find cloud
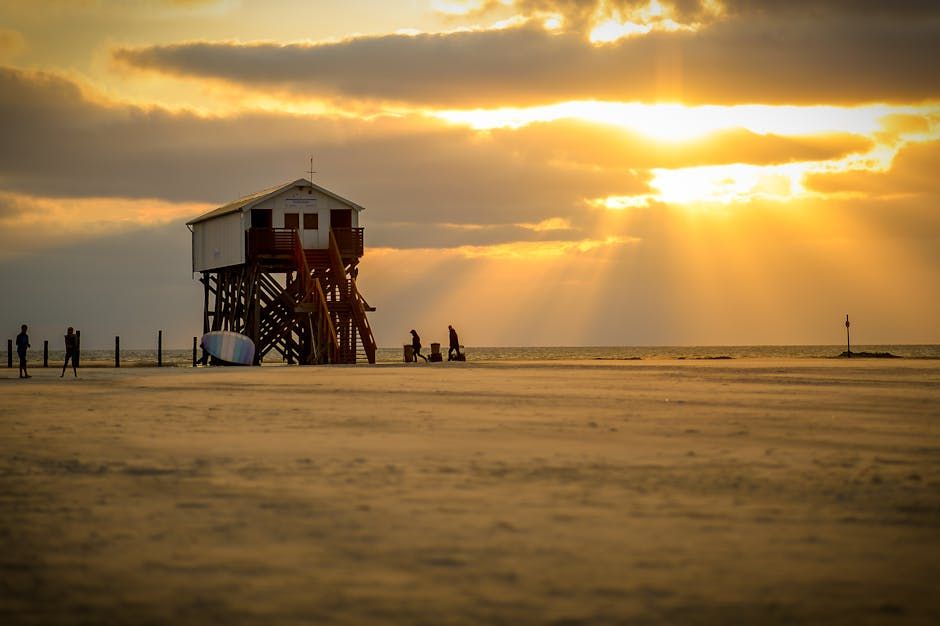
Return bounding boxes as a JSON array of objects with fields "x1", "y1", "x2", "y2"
[
  {"x1": 112, "y1": 12, "x2": 940, "y2": 106},
  {"x1": 1, "y1": 66, "x2": 920, "y2": 258},
  {"x1": 0, "y1": 66, "x2": 651, "y2": 238},
  {"x1": 506, "y1": 0, "x2": 940, "y2": 24},
  {"x1": 0, "y1": 189, "x2": 210, "y2": 259},
  {"x1": 804, "y1": 140, "x2": 940, "y2": 196},
  {"x1": 691, "y1": 1, "x2": 940, "y2": 19},
  {"x1": 486, "y1": 120, "x2": 873, "y2": 169}
]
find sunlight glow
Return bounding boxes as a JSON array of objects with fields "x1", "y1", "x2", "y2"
[
  {"x1": 517, "y1": 217, "x2": 573, "y2": 232},
  {"x1": 543, "y1": 14, "x2": 564, "y2": 31},
  {"x1": 649, "y1": 164, "x2": 803, "y2": 206},
  {"x1": 590, "y1": 159, "x2": 872, "y2": 210},
  {"x1": 368, "y1": 236, "x2": 636, "y2": 262},
  {"x1": 430, "y1": 0, "x2": 488, "y2": 16},
  {"x1": 588, "y1": 0, "x2": 705, "y2": 43},
  {"x1": 431, "y1": 101, "x2": 926, "y2": 141},
  {"x1": 433, "y1": 99, "x2": 939, "y2": 210}
]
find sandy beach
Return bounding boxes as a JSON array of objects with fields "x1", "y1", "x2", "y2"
[{"x1": 2, "y1": 359, "x2": 939, "y2": 625}]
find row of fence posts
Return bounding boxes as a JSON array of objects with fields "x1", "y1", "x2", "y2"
[{"x1": 7, "y1": 331, "x2": 202, "y2": 368}]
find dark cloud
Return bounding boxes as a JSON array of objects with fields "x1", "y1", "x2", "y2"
[
  {"x1": 0, "y1": 67, "x2": 645, "y2": 234},
  {"x1": 113, "y1": 12, "x2": 940, "y2": 106},
  {"x1": 696, "y1": 1, "x2": 940, "y2": 19}
]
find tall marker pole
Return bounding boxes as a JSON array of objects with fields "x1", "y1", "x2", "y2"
[{"x1": 845, "y1": 314, "x2": 851, "y2": 357}]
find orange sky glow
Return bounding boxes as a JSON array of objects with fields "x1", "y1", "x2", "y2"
[{"x1": 1, "y1": 0, "x2": 938, "y2": 348}]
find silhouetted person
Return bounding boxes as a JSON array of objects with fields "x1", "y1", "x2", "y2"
[
  {"x1": 16, "y1": 324, "x2": 30, "y2": 378},
  {"x1": 447, "y1": 324, "x2": 461, "y2": 361},
  {"x1": 61, "y1": 327, "x2": 78, "y2": 377},
  {"x1": 410, "y1": 329, "x2": 428, "y2": 363}
]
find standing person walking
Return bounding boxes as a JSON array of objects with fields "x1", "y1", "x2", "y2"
[
  {"x1": 61, "y1": 327, "x2": 78, "y2": 377},
  {"x1": 447, "y1": 324, "x2": 461, "y2": 361},
  {"x1": 410, "y1": 329, "x2": 428, "y2": 363},
  {"x1": 15, "y1": 324, "x2": 30, "y2": 378}
]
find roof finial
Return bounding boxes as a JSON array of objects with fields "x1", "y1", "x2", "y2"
[{"x1": 306, "y1": 155, "x2": 316, "y2": 181}]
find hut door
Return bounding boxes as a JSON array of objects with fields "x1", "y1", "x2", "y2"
[
  {"x1": 250, "y1": 209, "x2": 272, "y2": 229},
  {"x1": 330, "y1": 209, "x2": 352, "y2": 229}
]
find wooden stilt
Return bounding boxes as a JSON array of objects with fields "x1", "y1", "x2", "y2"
[{"x1": 199, "y1": 229, "x2": 372, "y2": 366}]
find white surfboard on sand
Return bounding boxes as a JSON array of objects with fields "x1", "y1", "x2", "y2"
[{"x1": 201, "y1": 331, "x2": 255, "y2": 365}]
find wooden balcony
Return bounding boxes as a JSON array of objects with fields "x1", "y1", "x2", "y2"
[
  {"x1": 248, "y1": 227, "x2": 363, "y2": 261},
  {"x1": 332, "y1": 227, "x2": 364, "y2": 259},
  {"x1": 248, "y1": 228, "x2": 296, "y2": 259}
]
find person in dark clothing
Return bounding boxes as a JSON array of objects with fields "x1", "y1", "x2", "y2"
[
  {"x1": 447, "y1": 324, "x2": 461, "y2": 361},
  {"x1": 61, "y1": 327, "x2": 78, "y2": 377},
  {"x1": 410, "y1": 329, "x2": 428, "y2": 363},
  {"x1": 16, "y1": 324, "x2": 30, "y2": 378}
]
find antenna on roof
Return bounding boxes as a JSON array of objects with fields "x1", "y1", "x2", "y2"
[{"x1": 306, "y1": 155, "x2": 316, "y2": 181}]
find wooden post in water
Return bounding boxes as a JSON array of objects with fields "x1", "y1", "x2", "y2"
[
  {"x1": 192, "y1": 336, "x2": 197, "y2": 367},
  {"x1": 115, "y1": 336, "x2": 121, "y2": 368},
  {"x1": 6, "y1": 339, "x2": 11, "y2": 368},
  {"x1": 158, "y1": 330, "x2": 163, "y2": 367},
  {"x1": 43, "y1": 340, "x2": 48, "y2": 367},
  {"x1": 845, "y1": 314, "x2": 851, "y2": 357},
  {"x1": 75, "y1": 331, "x2": 81, "y2": 368}
]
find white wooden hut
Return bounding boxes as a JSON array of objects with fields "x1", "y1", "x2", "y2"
[{"x1": 187, "y1": 179, "x2": 374, "y2": 365}]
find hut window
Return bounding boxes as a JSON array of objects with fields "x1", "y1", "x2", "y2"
[
  {"x1": 330, "y1": 208, "x2": 352, "y2": 229},
  {"x1": 284, "y1": 213, "x2": 299, "y2": 229},
  {"x1": 250, "y1": 208, "x2": 273, "y2": 228},
  {"x1": 303, "y1": 213, "x2": 319, "y2": 230}
]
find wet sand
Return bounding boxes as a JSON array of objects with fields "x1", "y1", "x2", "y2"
[{"x1": 1, "y1": 360, "x2": 939, "y2": 625}]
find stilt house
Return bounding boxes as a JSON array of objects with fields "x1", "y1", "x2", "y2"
[{"x1": 188, "y1": 179, "x2": 376, "y2": 364}]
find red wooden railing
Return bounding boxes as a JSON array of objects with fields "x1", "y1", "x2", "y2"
[
  {"x1": 248, "y1": 227, "x2": 296, "y2": 258},
  {"x1": 249, "y1": 227, "x2": 363, "y2": 260},
  {"x1": 328, "y1": 230, "x2": 376, "y2": 364},
  {"x1": 285, "y1": 229, "x2": 339, "y2": 363},
  {"x1": 247, "y1": 227, "x2": 368, "y2": 364},
  {"x1": 332, "y1": 227, "x2": 364, "y2": 259}
]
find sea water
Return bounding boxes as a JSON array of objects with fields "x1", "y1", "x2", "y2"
[{"x1": 16, "y1": 344, "x2": 940, "y2": 368}]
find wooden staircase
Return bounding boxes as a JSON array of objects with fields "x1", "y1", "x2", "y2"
[
  {"x1": 204, "y1": 227, "x2": 375, "y2": 366},
  {"x1": 303, "y1": 231, "x2": 377, "y2": 364},
  {"x1": 250, "y1": 230, "x2": 339, "y2": 364}
]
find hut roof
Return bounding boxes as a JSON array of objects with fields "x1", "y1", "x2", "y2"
[{"x1": 187, "y1": 178, "x2": 365, "y2": 226}]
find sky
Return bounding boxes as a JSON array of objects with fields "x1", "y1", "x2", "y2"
[{"x1": 1, "y1": 0, "x2": 938, "y2": 349}]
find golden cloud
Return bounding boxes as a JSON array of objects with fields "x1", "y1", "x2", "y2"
[{"x1": 803, "y1": 140, "x2": 940, "y2": 197}]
